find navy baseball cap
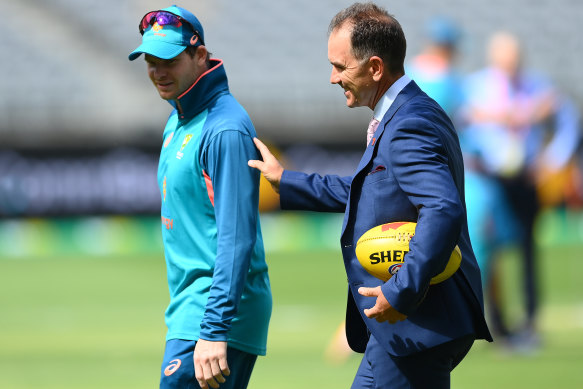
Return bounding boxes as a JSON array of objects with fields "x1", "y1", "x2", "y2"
[{"x1": 129, "y1": 5, "x2": 205, "y2": 61}]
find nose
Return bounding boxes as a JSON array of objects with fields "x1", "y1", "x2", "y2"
[
  {"x1": 330, "y1": 67, "x2": 340, "y2": 84},
  {"x1": 149, "y1": 63, "x2": 167, "y2": 80},
  {"x1": 153, "y1": 65, "x2": 167, "y2": 79}
]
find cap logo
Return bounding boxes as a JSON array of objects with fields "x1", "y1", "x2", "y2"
[
  {"x1": 152, "y1": 22, "x2": 167, "y2": 37},
  {"x1": 190, "y1": 35, "x2": 199, "y2": 45}
]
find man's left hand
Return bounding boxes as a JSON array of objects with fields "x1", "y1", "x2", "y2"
[
  {"x1": 358, "y1": 286, "x2": 407, "y2": 324},
  {"x1": 193, "y1": 339, "x2": 230, "y2": 389}
]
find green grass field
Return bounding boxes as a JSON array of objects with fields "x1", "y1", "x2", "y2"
[{"x1": 0, "y1": 244, "x2": 582, "y2": 388}]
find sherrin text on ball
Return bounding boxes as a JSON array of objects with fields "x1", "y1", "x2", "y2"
[{"x1": 355, "y1": 222, "x2": 462, "y2": 284}]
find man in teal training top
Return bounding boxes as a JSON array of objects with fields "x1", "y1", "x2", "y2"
[{"x1": 129, "y1": 6, "x2": 271, "y2": 389}]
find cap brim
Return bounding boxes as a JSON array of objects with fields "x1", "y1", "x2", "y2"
[{"x1": 128, "y1": 41, "x2": 186, "y2": 61}]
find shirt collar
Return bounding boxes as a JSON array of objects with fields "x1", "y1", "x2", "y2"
[
  {"x1": 169, "y1": 59, "x2": 229, "y2": 120},
  {"x1": 372, "y1": 74, "x2": 411, "y2": 121}
]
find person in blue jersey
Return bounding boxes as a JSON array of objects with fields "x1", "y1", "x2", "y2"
[
  {"x1": 129, "y1": 6, "x2": 271, "y2": 389},
  {"x1": 459, "y1": 31, "x2": 580, "y2": 351},
  {"x1": 406, "y1": 17, "x2": 464, "y2": 120},
  {"x1": 249, "y1": 3, "x2": 491, "y2": 388}
]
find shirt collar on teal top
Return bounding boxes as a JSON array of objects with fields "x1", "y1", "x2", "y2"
[
  {"x1": 169, "y1": 59, "x2": 229, "y2": 120},
  {"x1": 372, "y1": 74, "x2": 411, "y2": 122}
]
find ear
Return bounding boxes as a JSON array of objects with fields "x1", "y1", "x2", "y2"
[
  {"x1": 195, "y1": 45, "x2": 208, "y2": 65},
  {"x1": 369, "y1": 56, "x2": 384, "y2": 82}
]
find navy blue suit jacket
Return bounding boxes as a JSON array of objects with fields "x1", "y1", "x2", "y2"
[{"x1": 280, "y1": 81, "x2": 492, "y2": 356}]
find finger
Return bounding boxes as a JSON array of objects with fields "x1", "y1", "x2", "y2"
[
  {"x1": 209, "y1": 358, "x2": 225, "y2": 384},
  {"x1": 358, "y1": 287, "x2": 378, "y2": 297},
  {"x1": 219, "y1": 358, "x2": 231, "y2": 377},
  {"x1": 253, "y1": 138, "x2": 277, "y2": 163},
  {"x1": 198, "y1": 380, "x2": 209, "y2": 389},
  {"x1": 195, "y1": 363, "x2": 209, "y2": 389},
  {"x1": 363, "y1": 307, "x2": 378, "y2": 319},
  {"x1": 197, "y1": 378, "x2": 208, "y2": 389},
  {"x1": 247, "y1": 159, "x2": 265, "y2": 170},
  {"x1": 202, "y1": 363, "x2": 219, "y2": 389},
  {"x1": 252, "y1": 137, "x2": 268, "y2": 152},
  {"x1": 207, "y1": 377, "x2": 219, "y2": 389},
  {"x1": 214, "y1": 373, "x2": 226, "y2": 384}
]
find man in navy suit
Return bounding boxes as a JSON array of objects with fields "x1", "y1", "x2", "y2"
[{"x1": 249, "y1": 3, "x2": 492, "y2": 388}]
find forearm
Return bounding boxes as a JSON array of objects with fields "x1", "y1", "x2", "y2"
[{"x1": 279, "y1": 170, "x2": 351, "y2": 212}]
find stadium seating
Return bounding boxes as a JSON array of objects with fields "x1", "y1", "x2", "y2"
[{"x1": 1, "y1": 0, "x2": 581, "y2": 148}]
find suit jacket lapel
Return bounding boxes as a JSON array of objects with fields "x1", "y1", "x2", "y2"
[
  {"x1": 342, "y1": 81, "x2": 422, "y2": 237},
  {"x1": 354, "y1": 81, "x2": 421, "y2": 177}
]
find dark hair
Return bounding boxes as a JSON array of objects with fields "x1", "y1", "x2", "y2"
[
  {"x1": 329, "y1": 2, "x2": 406, "y2": 74},
  {"x1": 184, "y1": 46, "x2": 212, "y2": 67}
]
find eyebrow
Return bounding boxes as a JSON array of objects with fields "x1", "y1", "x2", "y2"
[{"x1": 329, "y1": 59, "x2": 346, "y2": 68}]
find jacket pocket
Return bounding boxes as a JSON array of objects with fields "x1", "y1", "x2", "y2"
[{"x1": 362, "y1": 166, "x2": 389, "y2": 185}]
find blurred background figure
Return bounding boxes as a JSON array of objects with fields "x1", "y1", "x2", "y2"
[
  {"x1": 407, "y1": 18, "x2": 516, "y2": 351},
  {"x1": 406, "y1": 16, "x2": 464, "y2": 119},
  {"x1": 458, "y1": 31, "x2": 581, "y2": 352}
]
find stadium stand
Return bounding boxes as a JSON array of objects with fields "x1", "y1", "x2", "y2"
[
  {"x1": 1, "y1": 0, "x2": 581, "y2": 148},
  {"x1": 1, "y1": 0, "x2": 581, "y2": 217}
]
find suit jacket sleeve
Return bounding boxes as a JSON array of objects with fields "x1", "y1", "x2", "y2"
[
  {"x1": 381, "y1": 117, "x2": 465, "y2": 315},
  {"x1": 279, "y1": 170, "x2": 351, "y2": 212}
]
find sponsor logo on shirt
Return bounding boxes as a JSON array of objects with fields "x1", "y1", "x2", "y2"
[
  {"x1": 176, "y1": 134, "x2": 193, "y2": 159},
  {"x1": 163, "y1": 176, "x2": 167, "y2": 202},
  {"x1": 162, "y1": 216, "x2": 173, "y2": 230},
  {"x1": 164, "y1": 132, "x2": 174, "y2": 148}
]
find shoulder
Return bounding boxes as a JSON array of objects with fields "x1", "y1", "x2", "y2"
[
  {"x1": 391, "y1": 91, "x2": 451, "y2": 130},
  {"x1": 202, "y1": 94, "x2": 256, "y2": 140},
  {"x1": 380, "y1": 93, "x2": 458, "y2": 155},
  {"x1": 199, "y1": 96, "x2": 258, "y2": 157}
]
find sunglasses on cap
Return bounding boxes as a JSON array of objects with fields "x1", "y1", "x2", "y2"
[{"x1": 139, "y1": 10, "x2": 205, "y2": 45}]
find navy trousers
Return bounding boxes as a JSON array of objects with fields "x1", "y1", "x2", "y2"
[
  {"x1": 352, "y1": 334, "x2": 475, "y2": 389},
  {"x1": 159, "y1": 339, "x2": 257, "y2": 389}
]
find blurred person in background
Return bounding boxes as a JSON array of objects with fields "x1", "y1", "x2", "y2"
[
  {"x1": 250, "y1": 3, "x2": 492, "y2": 387},
  {"x1": 129, "y1": 6, "x2": 271, "y2": 389},
  {"x1": 458, "y1": 31, "x2": 580, "y2": 352},
  {"x1": 407, "y1": 18, "x2": 519, "y2": 349},
  {"x1": 406, "y1": 16, "x2": 464, "y2": 120}
]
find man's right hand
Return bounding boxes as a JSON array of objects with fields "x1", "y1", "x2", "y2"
[{"x1": 248, "y1": 137, "x2": 284, "y2": 193}]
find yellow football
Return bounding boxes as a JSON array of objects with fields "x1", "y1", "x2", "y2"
[{"x1": 355, "y1": 221, "x2": 461, "y2": 284}]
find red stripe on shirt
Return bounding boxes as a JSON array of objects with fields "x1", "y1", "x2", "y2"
[{"x1": 202, "y1": 169, "x2": 215, "y2": 207}]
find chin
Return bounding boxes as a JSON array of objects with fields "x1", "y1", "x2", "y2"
[
  {"x1": 158, "y1": 92, "x2": 176, "y2": 100},
  {"x1": 344, "y1": 93, "x2": 359, "y2": 108},
  {"x1": 346, "y1": 99, "x2": 359, "y2": 108}
]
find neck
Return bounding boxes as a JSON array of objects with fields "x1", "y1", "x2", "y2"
[
  {"x1": 369, "y1": 72, "x2": 403, "y2": 110},
  {"x1": 174, "y1": 99, "x2": 184, "y2": 115},
  {"x1": 167, "y1": 59, "x2": 229, "y2": 120}
]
